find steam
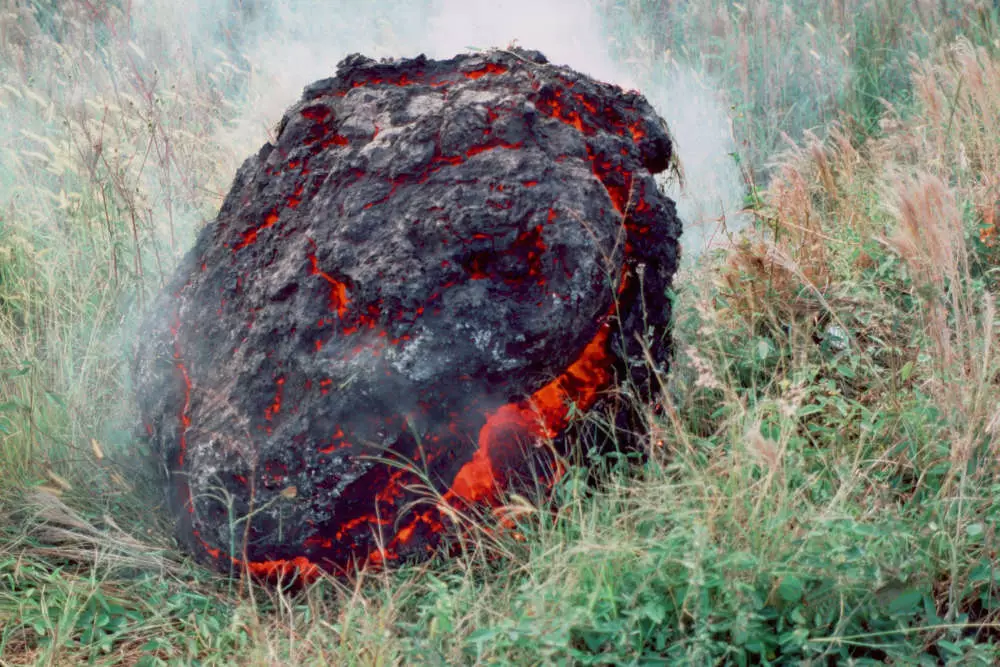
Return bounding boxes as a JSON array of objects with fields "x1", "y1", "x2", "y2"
[
  {"x1": 126, "y1": 0, "x2": 748, "y2": 260},
  {"x1": 0, "y1": 0, "x2": 746, "y2": 491},
  {"x1": 0, "y1": 1, "x2": 748, "y2": 424}
]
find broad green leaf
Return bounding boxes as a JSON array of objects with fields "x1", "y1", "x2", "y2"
[
  {"x1": 777, "y1": 575, "x2": 804, "y2": 603},
  {"x1": 901, "y1": 361, "x2": 914, "y2": 381},
  {"x1": 887, "y1": 588, "x2": 923, "y2": 615}
]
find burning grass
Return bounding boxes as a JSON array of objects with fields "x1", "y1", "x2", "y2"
[{"x1": 2, "y1": 0, "x2": 1000, "y2": 664}]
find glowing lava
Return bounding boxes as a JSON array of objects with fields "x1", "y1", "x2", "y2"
[{"x1": 449, "y1": 321, "x2": 613, "y2": 503}]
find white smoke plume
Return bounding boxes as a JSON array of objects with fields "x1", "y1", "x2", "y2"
[
  {"x1": 125, "y1": 0, "x2": 749, "y2": 260},
  {"x1": 0, "y1": 0, "x2": 749, "y2": 461}
]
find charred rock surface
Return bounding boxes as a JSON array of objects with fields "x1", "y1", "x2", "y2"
[{"x1": 135, "y1": 48, "x2": 682, "y2": 578}]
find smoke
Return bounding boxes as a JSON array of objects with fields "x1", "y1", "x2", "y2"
[
  {"x1": 0, "y1": 0, "x2": 747, "y2": 395},
  {"x1": 0, "y1": 0, "x2": 746, "y2": 479},
  {"x1": 125, "y1": 0, "x2": 748, "y2": 260},
  {"x1": 426, "y1": 0, "x2": 750, "y2": 258},
  {"x1": 644, "y1": 68, "x2": 750, "y2": 258}
]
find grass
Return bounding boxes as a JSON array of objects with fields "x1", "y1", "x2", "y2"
[{"x1": 2, "y1": 0, "x2": 1000, "y2": 664}]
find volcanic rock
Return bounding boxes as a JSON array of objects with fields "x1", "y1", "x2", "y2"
[{"x1": 134, "y1": 48, "x2": 682, "y2": 578}]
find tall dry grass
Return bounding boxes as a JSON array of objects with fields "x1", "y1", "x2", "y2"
[
  {"x1": 709, "y1": 22, "x2": 1000, "y2": 546},
  {"x1": 0, "y1": 1, "x2": 260, "y2": 497},
  {"x1": 606, "y1": 0, "x2": 1000, "y2": 182}
]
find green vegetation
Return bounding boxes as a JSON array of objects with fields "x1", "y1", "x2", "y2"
[{"x1": 2, "y1": 0, "x2": 1000, "y2": 664}]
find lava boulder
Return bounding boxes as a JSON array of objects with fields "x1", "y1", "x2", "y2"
[{"x1": 134, "y1": 48, "x2": 682, "y2": 577}]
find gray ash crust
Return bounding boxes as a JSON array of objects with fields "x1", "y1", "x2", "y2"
[{"x1": 134, "y1": 47, "x2": 682, "y2": 573}]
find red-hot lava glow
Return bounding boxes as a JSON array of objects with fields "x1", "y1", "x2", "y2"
[
  {"x1": 264, "y1": 377, "x2": 285, "y2": 422},
  {"x1": 464, "y1": 63, "x2": 510, "y2": 80},
  {"x1": 448, "y1": 319, "x2": 613, "y2": 503},
  {"x1": 307, "y1": 241, "x2": 350, "y2": 318},
  {"x1": 234, "y1": 210, "x2": 279, "y2": 250}
]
